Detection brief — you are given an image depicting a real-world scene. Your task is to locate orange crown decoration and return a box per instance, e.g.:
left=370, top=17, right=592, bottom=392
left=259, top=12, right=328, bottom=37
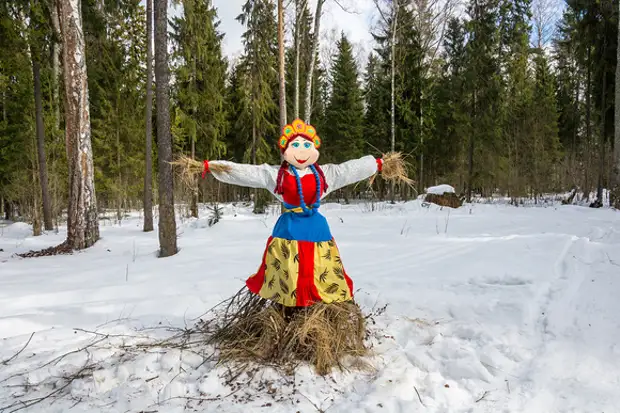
left=279, top=118, right=321, bottom=152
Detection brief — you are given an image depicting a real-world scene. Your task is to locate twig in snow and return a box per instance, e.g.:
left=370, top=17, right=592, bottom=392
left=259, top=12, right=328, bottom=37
left=37, top=336, right=108, bottom=370
left=0, top=336, right=108, bottom=386
left=298, top=391, right=332, bottom=413
left=505, top=379, right=510, bottom=394
left=1, top=363, right=97, bottom=413
left=95, top=317, right=134, bottom=329
left=605, top=252, right=620, bottom=267
left=414, top=386, right=426, bottom=407
left=1, top=332, right=35, bottom=365
left=73, top=328, right=144, bottom=340
left=475, top=390, right=490, bottom=402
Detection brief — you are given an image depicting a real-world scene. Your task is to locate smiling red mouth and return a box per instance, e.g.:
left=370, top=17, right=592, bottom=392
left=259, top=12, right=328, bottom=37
left=295, top=158, right=309, bottom=164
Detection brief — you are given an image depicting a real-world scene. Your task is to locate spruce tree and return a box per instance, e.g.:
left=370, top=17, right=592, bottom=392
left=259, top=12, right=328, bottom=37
left=171, top=0, right=228, bottom=216
left=236, top=0, right=279, bottom=213
left=464, top=0, right=502, bottom=199
left=324, top=33, right=364, bottom=163
left=363, top=52, right=390, bottom=153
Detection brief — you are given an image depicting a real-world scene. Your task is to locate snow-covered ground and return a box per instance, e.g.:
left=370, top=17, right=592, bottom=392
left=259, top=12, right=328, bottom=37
left=1, top=200, right=619, bottom=413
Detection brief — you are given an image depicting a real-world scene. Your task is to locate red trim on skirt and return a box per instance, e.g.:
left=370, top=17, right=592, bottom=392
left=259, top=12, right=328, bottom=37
left=246, top=236, right=272, bottom=293
left=296, top=241, right=322, bottom=306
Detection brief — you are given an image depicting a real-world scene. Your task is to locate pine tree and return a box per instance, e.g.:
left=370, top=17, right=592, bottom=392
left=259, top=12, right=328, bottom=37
left=144, top=0, right=154, bottom=232
left=155, top=0, right=178, bottom=256
left=532, top=51, right=560, bottom=193
left=464, top=0, right=502, bottom=200
left=434, top=17, right=468, bottom=188
left=171, top=0, right=228, bottom=216
left=324, top=33, right=364, bottom=163
left=363, top=52, right=390, bottom=153
left=0, top=4, right=34, bottom=222
left=29, top=0, right=53, bottom=231
left=236, top=0, right=279, bottom=213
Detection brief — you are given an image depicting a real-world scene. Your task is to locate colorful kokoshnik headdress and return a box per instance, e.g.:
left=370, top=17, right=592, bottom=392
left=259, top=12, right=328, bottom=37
left=274, top=118, right=328, bottom=197
left=279, top=119, right=321, bottom=153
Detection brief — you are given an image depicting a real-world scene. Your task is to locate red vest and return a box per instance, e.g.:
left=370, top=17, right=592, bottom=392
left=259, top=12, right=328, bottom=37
left=281, top=171, right=325, bottom=206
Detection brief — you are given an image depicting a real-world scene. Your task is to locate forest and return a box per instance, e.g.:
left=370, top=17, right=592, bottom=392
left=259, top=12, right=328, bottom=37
left=0, top=0, right=619, bottom=255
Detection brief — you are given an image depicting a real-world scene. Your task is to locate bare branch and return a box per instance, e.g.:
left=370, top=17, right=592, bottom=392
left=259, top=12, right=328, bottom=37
left=414, top=386, right=426, bottom=407
left=1, top=363, right=97, bottom=413
left=332, top=0, right=361, bottom=15
left=1, top=332, right=35, bottom=366
left=475, top=390, right=491, bottom=403
left=371, top=0, right=390, bottom=24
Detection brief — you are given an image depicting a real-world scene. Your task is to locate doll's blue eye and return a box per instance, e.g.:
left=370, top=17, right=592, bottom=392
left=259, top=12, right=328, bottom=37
left=292, top=142, right=300, bottom=148
left=304, top=142, right=312, bottom=149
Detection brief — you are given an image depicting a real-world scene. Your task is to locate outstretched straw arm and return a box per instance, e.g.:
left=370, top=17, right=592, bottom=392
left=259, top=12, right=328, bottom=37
left=372, top=151, right=415, bottom=187
left=321, top=152, right=413, bottom=198
left=170, top=155, right=280, bottom=192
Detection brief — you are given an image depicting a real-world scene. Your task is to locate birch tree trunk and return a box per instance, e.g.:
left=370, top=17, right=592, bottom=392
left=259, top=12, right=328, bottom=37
left=58, top=0, right=100, bottom=249
left=391, top=0, right=398, bottom=154
left=304, top=0, right=324, bottom=124
left=293, top=0, right=307, bottom=119
left=389, top=0, right=398, bottom=203
left=612, top=0, right=620, bottom=208
left=278, top=0, right=287, bottom=129
left=154, top=0, right=178, bottom=257
left=143, top=0, right=154, bottom=231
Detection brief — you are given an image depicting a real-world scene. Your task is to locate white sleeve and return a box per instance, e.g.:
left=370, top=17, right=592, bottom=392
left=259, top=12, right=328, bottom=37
left=209, top=161, right=279, bottom=193
left=321, top=155, right=378, bottom=198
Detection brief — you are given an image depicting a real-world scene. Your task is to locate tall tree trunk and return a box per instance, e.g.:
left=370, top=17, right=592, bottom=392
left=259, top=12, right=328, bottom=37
left=190, top=55, right=198, bottom=219
left=585, top=45, right=592, bottom=199
left=571, top=77, right=580, bottom=185
left=32, top=53, right=53, bottom=230
left=419, top=87, right=424, bottom=194
left=278, top=0, right=287, bottom=129
left=467, top=90, right=477, bottom=203
left=190, top=131, right=198, bottom=218
left=116, top=91, right=122, bottom=222
left=594, top=23, right=609, bottom=207
left=304, top=0, right=324, bottom=124
left=294, top=0, right=301, bottom=119
left=612, top=0, right=620, bottom=209
left=595, top=44, right=607, bottom=207
left=390, top=0, right=398, bottom=203
left=58, top=0, right=100, bottom=249
left=31, top=140, right=42, bottom=236
left=51, top=0, right=61, bottom=132
left=391, top=0, right=398, bottom=154
left=154, top=0, right=177, bottom=257
left=143, top=0, right=154, bottom=232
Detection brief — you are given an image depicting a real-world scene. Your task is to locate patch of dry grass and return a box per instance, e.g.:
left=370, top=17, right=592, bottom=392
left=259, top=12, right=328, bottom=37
left=199, top=289, right=370, bottom=376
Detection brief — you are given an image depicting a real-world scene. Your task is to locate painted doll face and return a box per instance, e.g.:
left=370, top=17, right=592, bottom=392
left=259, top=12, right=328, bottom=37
left=283, top=136, right=320, bottom=169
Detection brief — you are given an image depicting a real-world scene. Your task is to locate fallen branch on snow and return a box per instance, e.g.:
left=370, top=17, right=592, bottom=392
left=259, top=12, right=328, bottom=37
left=1, top=333, right=35, bottom=366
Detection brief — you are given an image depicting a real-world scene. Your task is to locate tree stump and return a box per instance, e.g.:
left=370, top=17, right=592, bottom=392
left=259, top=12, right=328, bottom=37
left=424, top=185, right=462, bottom=208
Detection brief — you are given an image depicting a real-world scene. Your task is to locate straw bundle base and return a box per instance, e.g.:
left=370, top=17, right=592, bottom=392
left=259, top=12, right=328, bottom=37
left=198, top=288, right=371, bottom=377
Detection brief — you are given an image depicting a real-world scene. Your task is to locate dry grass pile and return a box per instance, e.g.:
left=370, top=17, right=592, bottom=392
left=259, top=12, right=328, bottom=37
left=199, top=289, right=369, bottom=376
left=424, top=192, right=463, bottom=208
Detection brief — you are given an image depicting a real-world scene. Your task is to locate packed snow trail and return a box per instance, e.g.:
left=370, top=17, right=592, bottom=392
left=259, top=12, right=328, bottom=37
left=0, top=201, right=619, bottom=413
